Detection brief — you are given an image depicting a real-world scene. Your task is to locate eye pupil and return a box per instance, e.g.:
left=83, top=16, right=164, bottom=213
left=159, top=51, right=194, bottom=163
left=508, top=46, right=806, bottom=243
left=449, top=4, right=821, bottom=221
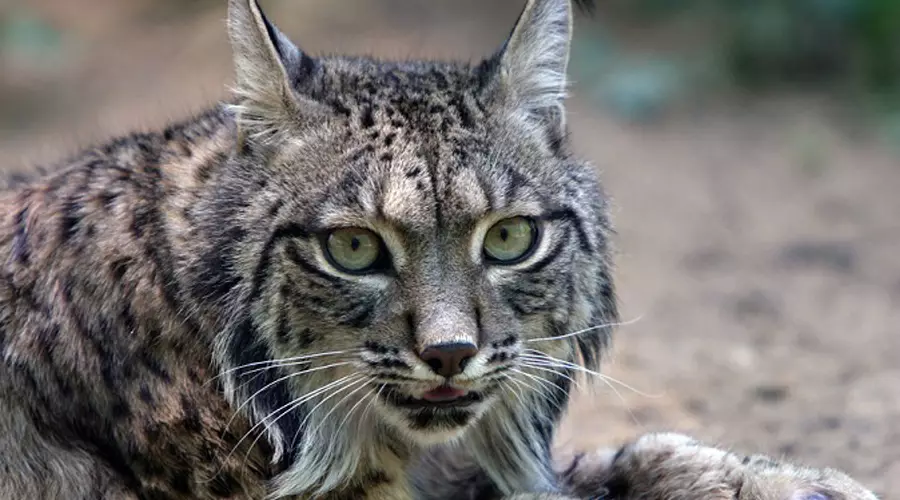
left=482, top=216, right=538, bottom=264
left=324, top=228, right=384, bottom=273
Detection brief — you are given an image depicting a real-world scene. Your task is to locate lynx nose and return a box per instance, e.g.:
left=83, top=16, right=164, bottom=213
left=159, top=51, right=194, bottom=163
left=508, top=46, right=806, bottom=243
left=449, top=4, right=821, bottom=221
left=420, top=342, right=478, bottom=378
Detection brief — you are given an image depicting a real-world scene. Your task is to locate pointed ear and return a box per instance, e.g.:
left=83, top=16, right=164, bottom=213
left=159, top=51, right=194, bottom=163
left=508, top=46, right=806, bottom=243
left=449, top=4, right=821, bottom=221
left=496, top=0, right=574, bottom=132
left=227, top=0, right=320, bottom=141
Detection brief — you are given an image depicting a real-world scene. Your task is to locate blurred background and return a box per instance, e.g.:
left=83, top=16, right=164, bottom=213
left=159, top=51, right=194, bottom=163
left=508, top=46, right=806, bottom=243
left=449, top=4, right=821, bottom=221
left=1, top=0, right=898, bottom=496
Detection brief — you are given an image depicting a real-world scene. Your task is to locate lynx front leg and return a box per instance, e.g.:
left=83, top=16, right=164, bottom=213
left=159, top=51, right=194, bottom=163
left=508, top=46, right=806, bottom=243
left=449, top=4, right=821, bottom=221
left=557, top=433, right=879, bottom=500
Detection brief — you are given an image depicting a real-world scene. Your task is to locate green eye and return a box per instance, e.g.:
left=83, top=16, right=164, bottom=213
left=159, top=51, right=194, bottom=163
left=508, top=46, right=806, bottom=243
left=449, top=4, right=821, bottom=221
left=324, top=228, right=384, bottom=273
left=483, top=217, right=538, bottom=264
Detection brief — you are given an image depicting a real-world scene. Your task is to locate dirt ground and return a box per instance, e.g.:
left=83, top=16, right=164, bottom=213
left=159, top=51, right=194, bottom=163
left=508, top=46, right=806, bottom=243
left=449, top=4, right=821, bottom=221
left=1, top=1, right=898, bottom=497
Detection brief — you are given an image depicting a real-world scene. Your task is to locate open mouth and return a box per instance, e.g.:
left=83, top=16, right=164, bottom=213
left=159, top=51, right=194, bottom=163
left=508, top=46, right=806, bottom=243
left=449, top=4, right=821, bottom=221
left=381, top=384, right=485, bottom=410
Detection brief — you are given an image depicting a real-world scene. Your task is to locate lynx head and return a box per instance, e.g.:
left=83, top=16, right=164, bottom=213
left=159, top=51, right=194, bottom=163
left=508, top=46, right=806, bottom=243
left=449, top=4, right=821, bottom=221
left=197, top=0, right=615, bottom=492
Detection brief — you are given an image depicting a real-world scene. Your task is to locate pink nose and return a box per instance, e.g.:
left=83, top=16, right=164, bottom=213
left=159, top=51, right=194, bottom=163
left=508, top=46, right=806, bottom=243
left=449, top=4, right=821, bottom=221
left=419, top=342, right=477, bottom=378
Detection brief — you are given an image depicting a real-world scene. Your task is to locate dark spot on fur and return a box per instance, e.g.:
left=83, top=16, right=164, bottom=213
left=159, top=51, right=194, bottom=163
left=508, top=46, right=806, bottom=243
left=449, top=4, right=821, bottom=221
left=99, top=190, right=119, bottom=209
left=11, top=207, right=30, bottom=264
left=195, top=151, right=226, bottom=183
left=142, top=354, right=172, bottom=383
left=209, top=472, right=243, bottom=497
left=365, top=341, right=389, bottom=355
left=139, top=385, right=154, bottom=404
left=339, top=304, right=375, bottom=328
left=111, top=400, right=131, bottom=419
left=131, top=206, right=152, bottom=239
left=180, top=394, right=204, bottom=433
left=451, top=96, right=476, bottom=129
left=59, top=200, right=82, bottom=242
left=410, top=408, right=472, bottom=430
left=331, top=100, right=351, bottom=117
left=601, top=474, right=631, bottom=498
left=142, top=487, right=171, bottom=500
left=267, top=200, right=284, bottom=218
left=379, top=152, right=393, bottom=162
left=109, top=258, right=130, bottom=281
left=170, top=471, right=192, bottom=495
left=360, top=107, right=375, bottom=128
left=191, top=236, right=241, bottom=301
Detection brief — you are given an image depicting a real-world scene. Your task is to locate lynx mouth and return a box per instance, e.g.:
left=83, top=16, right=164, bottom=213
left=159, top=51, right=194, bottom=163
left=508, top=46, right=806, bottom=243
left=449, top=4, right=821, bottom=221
left=422, top=385, right=468, bottom=403
left=382, top=385, right=485, bottom=410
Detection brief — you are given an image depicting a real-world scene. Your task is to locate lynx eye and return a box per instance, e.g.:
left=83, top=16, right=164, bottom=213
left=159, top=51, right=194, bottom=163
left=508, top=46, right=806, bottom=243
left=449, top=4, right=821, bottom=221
left=324, top=228, right=384, bottom=273
left=483, top=217, right=538, bottom=264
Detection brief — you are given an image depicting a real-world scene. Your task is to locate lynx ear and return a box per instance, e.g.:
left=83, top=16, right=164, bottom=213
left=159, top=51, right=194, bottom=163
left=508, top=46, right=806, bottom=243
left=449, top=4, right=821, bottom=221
left=497, top=0, right=575, bottom=133
left=227, top=0, right=319, bottom=140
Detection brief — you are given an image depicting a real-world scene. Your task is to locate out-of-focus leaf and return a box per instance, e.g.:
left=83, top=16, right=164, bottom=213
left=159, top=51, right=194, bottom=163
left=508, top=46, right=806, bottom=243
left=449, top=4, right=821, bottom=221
left=597, top=59, right=684, bottom=122
left=1, top=11, right=63, bottom=59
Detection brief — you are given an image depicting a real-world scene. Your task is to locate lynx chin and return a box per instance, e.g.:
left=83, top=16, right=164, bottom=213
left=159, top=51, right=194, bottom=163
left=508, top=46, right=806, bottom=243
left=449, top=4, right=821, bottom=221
left=0, top=0, right=881, bottom=499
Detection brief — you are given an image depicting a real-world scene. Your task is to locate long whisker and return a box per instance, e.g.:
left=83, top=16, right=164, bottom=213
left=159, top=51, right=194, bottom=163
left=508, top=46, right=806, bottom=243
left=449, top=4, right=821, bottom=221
left=207, top=349, right=360, bottom=385
left=337, top=386, right=377, bottom=434
left=525, top=315, right=644, bottom=343
left=510, top=368, right=567, bottom=414
left=290, top=376, right=372, bottom=450
left=520, top=351, right=663, bottom=398
left=498, top=376, right=529, bottom=409
left=518, top=356, right=655, bottom=428
left=220, top=373, right=363, bottom=478
left=503, top=374, right=542, bottom=404
left=357, top=384, right=383, bottom=438
left=224, top=361, right=355, bottom=432
left=515, top=359, right=581, bottom=389
left=232, top=357, right=354, bottom=395
left=238, top=374, right=366, bottom=469
left=303, top=377, right=374, bottom=443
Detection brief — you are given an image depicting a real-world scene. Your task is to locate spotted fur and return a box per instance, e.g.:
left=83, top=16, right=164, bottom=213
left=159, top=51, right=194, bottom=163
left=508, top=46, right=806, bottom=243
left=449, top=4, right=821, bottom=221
left=556, top=433, right=880, bottom=500
left=0, top=0, right=878, bottom=499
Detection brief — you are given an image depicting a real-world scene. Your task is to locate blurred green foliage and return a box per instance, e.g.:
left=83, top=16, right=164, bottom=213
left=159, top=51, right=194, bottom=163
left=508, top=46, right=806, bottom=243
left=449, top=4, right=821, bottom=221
left=609, top=0, right=900, bottom=92
left=572, top=0, right=900, bottom=129
left=0, top=10, right=63, bottom=61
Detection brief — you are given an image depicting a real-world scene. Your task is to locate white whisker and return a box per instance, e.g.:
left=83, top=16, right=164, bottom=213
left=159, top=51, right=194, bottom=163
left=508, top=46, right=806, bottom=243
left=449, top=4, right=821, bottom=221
left=224, top=361, right=355, bottom=432
left=510, top=368, right=566, bottom=413
left=305, top=378, right=373, bottom=442
left=520, top=351, right=662, bottom=399
left=518, top=354, right=656, bottom=428
left=239, top=374, right=366, bottom=469
left=337, top=386, right=376, bottom=434
left=499, top=376, right=528, bottom=409
left=515, top=360, right=581, bottom=389
left=525, top=315, right=644, bottom=343
left=207, top=349, right=360, bottom=385
left=290, top=376, right=372, bottom=449
left=357, top=384, right=383, bottom=438
left=220, top=373, right=363, bottom=477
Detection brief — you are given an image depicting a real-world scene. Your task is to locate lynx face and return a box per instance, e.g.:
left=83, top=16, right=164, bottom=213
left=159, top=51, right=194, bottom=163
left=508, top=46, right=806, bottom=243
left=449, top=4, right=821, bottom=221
left=200, top=2, right=615, bottom=482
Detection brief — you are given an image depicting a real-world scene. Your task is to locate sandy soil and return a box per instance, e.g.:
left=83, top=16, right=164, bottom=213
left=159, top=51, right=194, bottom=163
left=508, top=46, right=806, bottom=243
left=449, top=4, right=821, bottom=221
left=1, top=1, right=898, bottom=497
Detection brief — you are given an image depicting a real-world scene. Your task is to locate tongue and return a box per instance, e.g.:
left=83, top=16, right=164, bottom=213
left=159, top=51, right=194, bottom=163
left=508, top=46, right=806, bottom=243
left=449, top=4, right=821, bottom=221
left=422, top=386, right=467, bottom=402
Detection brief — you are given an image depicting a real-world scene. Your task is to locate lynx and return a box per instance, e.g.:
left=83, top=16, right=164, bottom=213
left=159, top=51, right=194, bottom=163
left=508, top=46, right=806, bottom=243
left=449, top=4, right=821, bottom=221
left=0, top=0, right=879, bottom=499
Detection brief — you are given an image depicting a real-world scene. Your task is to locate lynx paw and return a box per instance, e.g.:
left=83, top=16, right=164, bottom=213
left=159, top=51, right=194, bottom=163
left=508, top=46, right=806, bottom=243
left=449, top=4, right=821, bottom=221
left=557, top=433, right=879, bottom=500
